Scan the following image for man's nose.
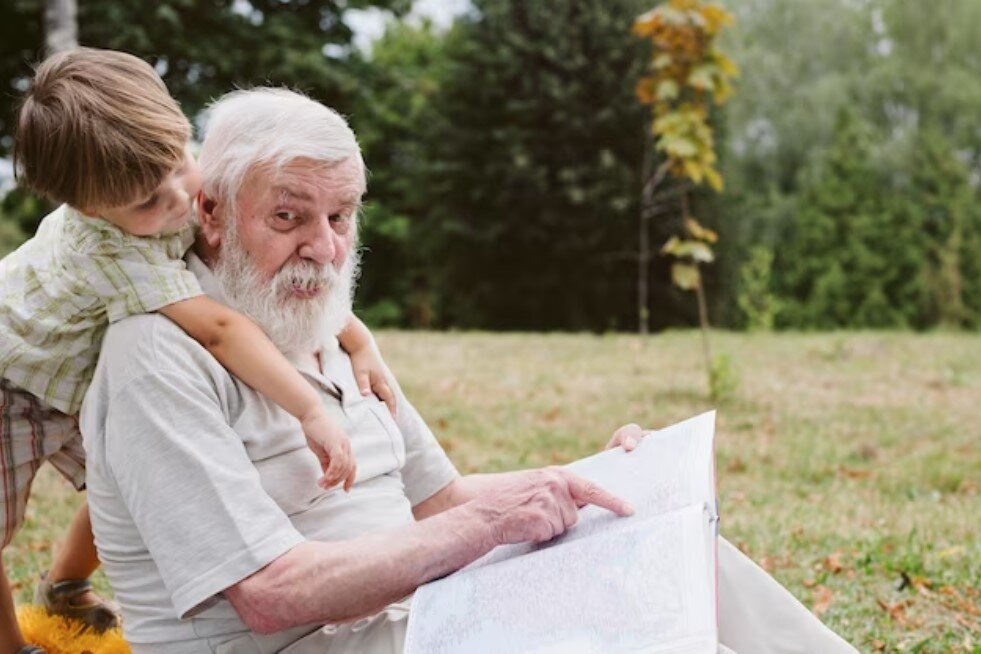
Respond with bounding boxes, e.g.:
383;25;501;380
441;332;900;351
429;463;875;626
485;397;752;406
297;216;340;265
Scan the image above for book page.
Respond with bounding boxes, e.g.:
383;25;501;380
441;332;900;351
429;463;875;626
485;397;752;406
467;411;717;570
406;504;716;654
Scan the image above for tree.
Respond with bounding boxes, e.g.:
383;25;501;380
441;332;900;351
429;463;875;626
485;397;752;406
348;21;449;327
423;0;650;330
633;0;737;394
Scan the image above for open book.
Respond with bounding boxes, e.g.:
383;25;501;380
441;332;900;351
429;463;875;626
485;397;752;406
405;411;719;654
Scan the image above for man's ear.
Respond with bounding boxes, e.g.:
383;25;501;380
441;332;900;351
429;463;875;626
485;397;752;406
196;190;222;249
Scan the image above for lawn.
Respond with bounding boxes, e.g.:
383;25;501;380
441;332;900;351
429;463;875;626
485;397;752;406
8;331;980;652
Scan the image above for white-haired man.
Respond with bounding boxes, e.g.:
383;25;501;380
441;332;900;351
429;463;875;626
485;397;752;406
81;88;857;653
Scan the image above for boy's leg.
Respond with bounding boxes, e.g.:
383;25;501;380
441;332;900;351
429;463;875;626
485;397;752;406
1;381;48;653
1;558;29;654
717;536;858;653
35;432;117;631
46;503;101;598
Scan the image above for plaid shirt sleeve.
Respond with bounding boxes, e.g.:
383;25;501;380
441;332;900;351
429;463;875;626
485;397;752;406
78;233;203;324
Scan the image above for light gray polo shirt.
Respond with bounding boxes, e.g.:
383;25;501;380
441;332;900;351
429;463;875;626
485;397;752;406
80;253;459;650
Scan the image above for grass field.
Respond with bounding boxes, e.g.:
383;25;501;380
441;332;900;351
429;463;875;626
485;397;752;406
7;331;980;652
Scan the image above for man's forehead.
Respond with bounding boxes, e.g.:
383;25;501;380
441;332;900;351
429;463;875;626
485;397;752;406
272;185;361;206
267;158;365;201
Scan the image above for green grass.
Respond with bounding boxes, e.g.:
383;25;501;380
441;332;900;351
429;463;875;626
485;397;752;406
8;331;980;651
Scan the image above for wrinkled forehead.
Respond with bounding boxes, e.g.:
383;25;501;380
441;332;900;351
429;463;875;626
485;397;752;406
241;156;366;208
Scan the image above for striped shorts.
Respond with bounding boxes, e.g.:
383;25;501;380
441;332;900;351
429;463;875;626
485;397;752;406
1;379;85;548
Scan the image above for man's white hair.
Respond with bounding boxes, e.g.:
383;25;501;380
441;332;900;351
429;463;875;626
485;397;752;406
199;87;363;204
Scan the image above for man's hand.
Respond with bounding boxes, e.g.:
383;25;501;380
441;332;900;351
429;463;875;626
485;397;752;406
300;410;358;491
348;345;397;416
604;423;650;452
469;467;633;546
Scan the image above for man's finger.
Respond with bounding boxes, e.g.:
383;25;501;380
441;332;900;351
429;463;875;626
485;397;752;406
562;471;634;516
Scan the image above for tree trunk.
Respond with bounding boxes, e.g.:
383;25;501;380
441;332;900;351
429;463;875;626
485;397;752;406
45;0;78;55
637;131;653;335
695;273;712;383
638;157;671;335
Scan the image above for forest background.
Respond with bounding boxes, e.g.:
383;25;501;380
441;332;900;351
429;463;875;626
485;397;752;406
2;0;979;334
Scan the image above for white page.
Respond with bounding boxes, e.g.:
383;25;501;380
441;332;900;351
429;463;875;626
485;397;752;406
406;504;716;654
405;412;718;654
466;411;717;570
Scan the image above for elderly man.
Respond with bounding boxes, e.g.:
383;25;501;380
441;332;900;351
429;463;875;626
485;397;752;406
81;88;857;653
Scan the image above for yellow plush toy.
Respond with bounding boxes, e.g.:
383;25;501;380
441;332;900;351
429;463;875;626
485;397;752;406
17;605;130;654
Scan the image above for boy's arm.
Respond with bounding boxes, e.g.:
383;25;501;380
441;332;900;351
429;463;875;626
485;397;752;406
337;314;396;414
159;295;356;489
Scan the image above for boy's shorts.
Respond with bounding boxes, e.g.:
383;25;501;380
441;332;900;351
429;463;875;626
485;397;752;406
0;379;86;548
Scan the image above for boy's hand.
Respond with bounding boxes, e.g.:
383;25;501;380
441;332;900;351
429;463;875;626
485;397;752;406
349;346;397;416
301;410;357;491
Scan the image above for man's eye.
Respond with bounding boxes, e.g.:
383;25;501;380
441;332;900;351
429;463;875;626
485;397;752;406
276;211;297;222
328;213;344;223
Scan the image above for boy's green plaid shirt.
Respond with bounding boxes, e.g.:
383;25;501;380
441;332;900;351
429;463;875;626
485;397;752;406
0;205;202;414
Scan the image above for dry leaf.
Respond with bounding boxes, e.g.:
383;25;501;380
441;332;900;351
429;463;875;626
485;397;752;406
812;585;833;616
824;550;844;574
876;598;909;626
839;466;872;479
540;407;561;422
871;639;886;651
726;457;746;473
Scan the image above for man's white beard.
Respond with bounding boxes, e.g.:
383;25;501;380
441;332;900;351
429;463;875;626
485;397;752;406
212;218;359;355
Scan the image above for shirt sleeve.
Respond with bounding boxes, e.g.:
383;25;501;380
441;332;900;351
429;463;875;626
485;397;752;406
393;392;460;507
80;242;203;323
102;368;304;618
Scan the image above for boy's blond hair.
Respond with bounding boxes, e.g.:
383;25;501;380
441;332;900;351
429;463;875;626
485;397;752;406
13;47;191;211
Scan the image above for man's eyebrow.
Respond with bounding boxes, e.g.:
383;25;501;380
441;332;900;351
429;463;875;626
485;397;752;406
274;186;314;202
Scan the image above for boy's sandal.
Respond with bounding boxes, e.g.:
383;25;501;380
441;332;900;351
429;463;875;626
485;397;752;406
17;647;46;654
34;571;120;633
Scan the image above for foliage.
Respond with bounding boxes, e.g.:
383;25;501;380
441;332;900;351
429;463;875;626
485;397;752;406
720;0;981;331
0;0;409;154
661;216;717;291
1;0;979;332
708;351;738;402
736;246;777;330
774;112;981;329
348;21;448;328
635;0;736;393
417;0;651;330
633;0;738;191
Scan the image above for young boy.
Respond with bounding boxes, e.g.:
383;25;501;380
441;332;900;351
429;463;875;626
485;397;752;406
1;48;394;653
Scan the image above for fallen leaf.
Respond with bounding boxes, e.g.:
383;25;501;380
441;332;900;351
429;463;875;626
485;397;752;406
839;466;872;479
876;598;909;626
871;639;886;651
726;457;746;473
540;407;561;422
824;550;844;574
803;578;817;588
812;585;833;616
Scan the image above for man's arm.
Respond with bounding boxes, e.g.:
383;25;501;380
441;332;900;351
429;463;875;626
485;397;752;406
412;473;513;520
226;467;633;634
